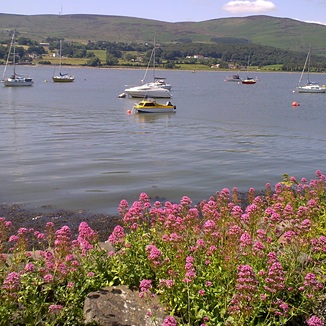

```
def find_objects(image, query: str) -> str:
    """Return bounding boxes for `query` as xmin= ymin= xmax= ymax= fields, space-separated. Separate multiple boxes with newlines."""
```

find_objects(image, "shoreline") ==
xmin=0 ymin=203 xmax=121 ymax=242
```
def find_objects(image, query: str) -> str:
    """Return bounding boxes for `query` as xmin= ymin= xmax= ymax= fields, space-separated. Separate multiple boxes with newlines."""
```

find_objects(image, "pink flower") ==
xmin=205 ymin=281 xmax=213 ymax=287
xmin=196 ymin=239 xmax=205 ymax=247
xmin=139 ymin=279 xmax=152 ymax=293
xmin=48 ymin=304 xmax=64 ymax=314
xmin=180 ymin=196 xmax=192 ymax=206
xmin=108 ymin=225 xmax=125 ymax=245
xmin=67 ymin=282 xmax=74 ymax=288
xmin=162 ymin=316 xmax=178 ymax=326
xmin=139 ymin=192 xmax=150 ymax=203
xmin=8 ymin=235 xmax=19 ymax=242
xmin=253 ymin=241 xmax=265 ymax=251
xmin=264 ymin=261 xmax=285 ymax=293
xmin=118 ymin=199 xmax=129 ymax=215
xmin=231 ymin=205 xmax=243 ymax=219
xmin=43 ymin=274 xmax=54 ymax=283
xmin=146 ymin=244 xmax=162 ymax=261
xmin=78 ymin=222 xmax=97 ymax=244
xmin=282 ymin=230 xmax=296 ymax=244
xmin=203 ymin=219 xmax=216 ymax=233
xmin=2 ymin=272 xmax=21 ymax=293
xmin=240 ymin=232 xmax=252 ymax=247
xmin=24 ymin=263 xmax=35 ymax=273
xmin=306 ymin=315 xmax=323 ymax=326
xmin=186 ymin=256 xmax=195 ymax=264
xmin=159 ymin=279 xmax=175 ymax=288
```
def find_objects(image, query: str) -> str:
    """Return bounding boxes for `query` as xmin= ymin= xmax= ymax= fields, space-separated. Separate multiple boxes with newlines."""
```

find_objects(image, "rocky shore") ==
xmin=0 ymin=203 xmax=121 ymax=242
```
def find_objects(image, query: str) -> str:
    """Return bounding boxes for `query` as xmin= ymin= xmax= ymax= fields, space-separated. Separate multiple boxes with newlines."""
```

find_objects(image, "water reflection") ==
xmin=133 ymin=111 xmax=176 ymax=123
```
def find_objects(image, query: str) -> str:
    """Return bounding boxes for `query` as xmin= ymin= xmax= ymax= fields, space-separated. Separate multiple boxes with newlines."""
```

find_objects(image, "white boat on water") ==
xmin=125 ymin=84 xmax=172 ymax=98
xmin=52 ymin=39 xmax=75 ymax=83
xmin=1 ymin=31 xmax=34 ymax=87
xmin=124 ymin=38 xmax=172 ymax=98
xmin=145 ymin=76 xmax=171 ymax=90
xmin=297 ymin=82 xmax=326 ymax=93
xmin=296 ymin=48 xmax=326 ymax=93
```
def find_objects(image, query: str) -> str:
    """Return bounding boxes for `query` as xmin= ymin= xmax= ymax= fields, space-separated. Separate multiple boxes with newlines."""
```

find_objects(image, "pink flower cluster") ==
xmin=77 ymin=222 xmax=98 ymax=253
xmin=229 ymin=264 xmax=258 ymax=315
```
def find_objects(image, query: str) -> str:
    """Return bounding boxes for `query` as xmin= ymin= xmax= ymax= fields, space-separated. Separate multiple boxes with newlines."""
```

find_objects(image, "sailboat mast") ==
xmin=2 ymin=32 xmax=15 ymax=79
xmin=153 ymin=38 xmax=156 ymax=80
xmin=298 ymin=48 xmax=310 ymax=84
xmin=13 ymin=35 xmax=16 ymax=76
xmin=59 ymin=39 xmax=62 ymax=74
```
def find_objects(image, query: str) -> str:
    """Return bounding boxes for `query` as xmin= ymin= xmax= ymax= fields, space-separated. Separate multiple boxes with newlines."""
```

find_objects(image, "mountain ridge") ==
xmin=0 ymin=14 xmax=326 ymax=55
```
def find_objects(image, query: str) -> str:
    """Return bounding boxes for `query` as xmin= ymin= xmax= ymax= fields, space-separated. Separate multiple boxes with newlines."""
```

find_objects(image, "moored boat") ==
xmin=123 ymin=38 xmax=172 ymax=97
xmin=2 ymin=31 xmax=34 ymax=87
xmin=53 ymin=73 xmax=75 ymax=83
xmin=241 ymin=77 xmax=257 ymax=85
xmin=125 ymin=84 xmax=172 ymax=98
xmin=52 ymin=40 xmax=75 ymax=83
xmin=133 ymin=99 xmax=176 ymax=113
xmin=225 ymin=74 xmax=241 ymax=82
xmin=296 ymin=48 xmax=326 ymax=93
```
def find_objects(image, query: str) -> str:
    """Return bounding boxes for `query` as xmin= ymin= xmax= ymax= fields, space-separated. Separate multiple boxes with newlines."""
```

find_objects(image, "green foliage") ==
xmin=86 ymin=56 xmax=101 ymax=67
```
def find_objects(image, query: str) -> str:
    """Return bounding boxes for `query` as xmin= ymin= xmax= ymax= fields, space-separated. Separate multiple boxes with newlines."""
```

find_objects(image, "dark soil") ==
xmin=0 ymin=203 xmax=122 ymax=242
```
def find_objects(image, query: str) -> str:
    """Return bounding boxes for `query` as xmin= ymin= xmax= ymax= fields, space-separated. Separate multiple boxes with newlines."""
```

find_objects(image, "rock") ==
xmin=84 ymin=285 xmax=167 ymax=326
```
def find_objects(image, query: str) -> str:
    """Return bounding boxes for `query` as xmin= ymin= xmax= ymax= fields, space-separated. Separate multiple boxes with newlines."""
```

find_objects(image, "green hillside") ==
xmin=0 ymin=14 xmax=326 ymax=55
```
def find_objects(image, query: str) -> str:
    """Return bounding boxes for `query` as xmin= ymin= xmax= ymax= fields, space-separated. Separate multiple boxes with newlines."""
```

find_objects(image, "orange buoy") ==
xmin=127 ymin=109 xmax=132 ymax=114
xmin=292 ymin=101 xmax=300 ymax=107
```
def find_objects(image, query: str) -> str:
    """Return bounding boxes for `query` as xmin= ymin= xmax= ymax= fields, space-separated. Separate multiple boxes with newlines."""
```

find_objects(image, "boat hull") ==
xmin=242 ymin=79 xmax=256 ymax=84
xmin=53 ymin=76 xmax=75 ymax=83
xmin=126 ymin=90 xmax=171 ymax=98
xmin=2 ymin=78 xmax=34 ymax=87
xmin=296 ymin=85 xmax=326 ymax=93
xmin=125 ymin=85 xmax=172 ymax=98
xmin=134 ymin=107 xmax=176 ymax=113
xmin=133 ymin=100 xmax=176 ymax=113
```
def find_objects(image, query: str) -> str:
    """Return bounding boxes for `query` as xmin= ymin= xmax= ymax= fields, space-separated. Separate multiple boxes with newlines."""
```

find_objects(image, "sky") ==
xmin=1 ymin=0 xmax=326 ymax=26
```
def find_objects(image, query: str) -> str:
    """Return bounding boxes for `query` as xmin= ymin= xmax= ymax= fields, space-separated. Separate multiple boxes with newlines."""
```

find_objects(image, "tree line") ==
xmin=0 ymin=35 xmax=325 ymax=71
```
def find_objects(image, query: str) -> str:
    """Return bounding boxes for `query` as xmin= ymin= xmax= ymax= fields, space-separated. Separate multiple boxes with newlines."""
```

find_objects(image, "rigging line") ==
xmin=2 ymin=32 xmax=15 ymax=79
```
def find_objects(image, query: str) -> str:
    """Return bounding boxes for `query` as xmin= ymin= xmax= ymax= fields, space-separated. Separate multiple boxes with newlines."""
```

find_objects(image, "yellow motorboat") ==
xmin=133 ymin=99 xmax=176 ymax=113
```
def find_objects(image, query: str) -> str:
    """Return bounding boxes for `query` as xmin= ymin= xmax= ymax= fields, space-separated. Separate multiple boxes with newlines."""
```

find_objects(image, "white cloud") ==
xmin=304 ymin=20 xmax=326 ymax=26
xmin=223 ymin=0 xmax=276 ymax=14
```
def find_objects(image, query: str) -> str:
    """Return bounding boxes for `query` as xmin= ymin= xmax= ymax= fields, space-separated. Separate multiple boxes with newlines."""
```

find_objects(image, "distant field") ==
xmin=33 ymin=55 xmax=286 ymax=72
xmin=89 ymin=50 xmax=106 ymax=62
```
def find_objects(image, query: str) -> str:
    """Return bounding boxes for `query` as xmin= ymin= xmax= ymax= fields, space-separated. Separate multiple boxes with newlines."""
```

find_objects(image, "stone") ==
xmin=84 ymin=285 xmax=167 ymax=326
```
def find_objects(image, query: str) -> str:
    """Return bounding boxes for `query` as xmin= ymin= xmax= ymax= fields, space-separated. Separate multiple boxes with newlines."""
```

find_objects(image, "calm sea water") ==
xmin=1 ymin=66 xmax=326 ymax=215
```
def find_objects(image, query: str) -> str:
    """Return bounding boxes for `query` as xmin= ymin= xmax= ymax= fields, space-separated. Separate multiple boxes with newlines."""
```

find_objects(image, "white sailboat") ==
xmin=296 ymin=48 xmax=326 ymax=93
xmin=124 ymin=39 xmax=172 ymax=98
xmin=140 ymin=40 xmax=172 ymax=90
xmin=1 ymin=31 xmax=34 ymax=87
xmin=52 ymin=39 xmax=75 ymax=83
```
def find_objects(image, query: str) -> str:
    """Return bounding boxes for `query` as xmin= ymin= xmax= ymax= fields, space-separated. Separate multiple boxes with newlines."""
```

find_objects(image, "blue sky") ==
xmin=1 ymin=0 xmax=326 ymax=25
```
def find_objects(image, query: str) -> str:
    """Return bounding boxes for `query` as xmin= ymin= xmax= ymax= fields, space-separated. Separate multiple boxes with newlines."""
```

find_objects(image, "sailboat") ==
xmin=296 ymin=48 xmax=326 ymax=93
xmin=140 ymin=40 xmax=172 ymax=90
xmin=123 ymin=39 xmax=172 ymax=98
xmin=1 ymin=31 xmax=34 ymax=87
xmin=52 ymin=39 xmax=75 ymax=83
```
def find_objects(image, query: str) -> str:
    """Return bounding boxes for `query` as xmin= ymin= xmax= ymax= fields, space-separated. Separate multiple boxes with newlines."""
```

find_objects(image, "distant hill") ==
xmin=0 ymin=14 xmax=326 ymax=56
